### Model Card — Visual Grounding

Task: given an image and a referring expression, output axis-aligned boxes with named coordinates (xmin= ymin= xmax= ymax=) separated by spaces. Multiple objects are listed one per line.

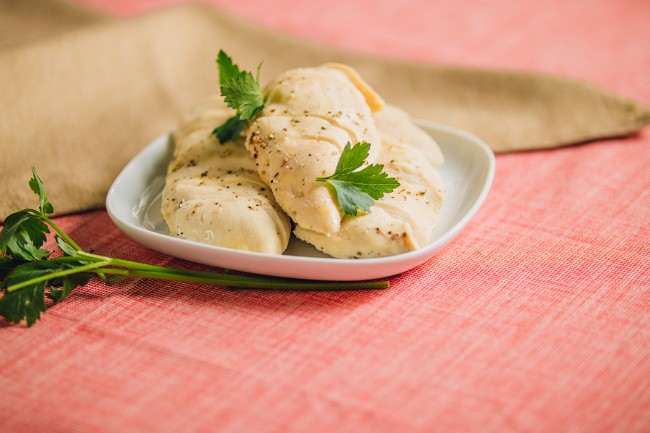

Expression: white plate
xmin=106 ymin=120 xmax=495 ymax=281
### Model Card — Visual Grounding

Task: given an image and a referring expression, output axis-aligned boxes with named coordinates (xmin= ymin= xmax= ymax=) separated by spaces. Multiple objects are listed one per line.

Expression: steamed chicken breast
xmin=374 ymin=104 xmax=444 ymax=167
xmin=162 ymin=97 xmax=291 ymax=254
xmin=293 ymin=110 xmax=445 ymax=258
xmin=245 ymin=64 xmax=384 ymax=236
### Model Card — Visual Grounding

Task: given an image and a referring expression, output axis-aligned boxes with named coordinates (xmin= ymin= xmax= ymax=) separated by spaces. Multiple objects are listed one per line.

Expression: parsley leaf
xmin=48 ymin=272 xmax=91 ymax=303
xmin=0 ymin=259 xmax=91 ymax=325
xmin=214 ymin=115 xmax=248 ymax=143
xmin=0 ymin=260 xmax=79 ymax=325
xmin=213 ymin=50 xmax=265 ymax=143
xmin=0 ymin=210 xmax=50 ymax=261
xmin=317 ymin=142 xmax=400 ymax=216
xmin=0 ymin=256 xmax=23 ymax=281
xmin=221 ymin=71 xmax=265 ymax=120
xmin=0 ymin=281 xmax=46 ymax=327
xmin=217 ymin=49 xmax=242 ymax=84
xmin=28 ymin=167 xmax=54 ymax=214
xmin=55 ymin=235 xmax=78 ymax=257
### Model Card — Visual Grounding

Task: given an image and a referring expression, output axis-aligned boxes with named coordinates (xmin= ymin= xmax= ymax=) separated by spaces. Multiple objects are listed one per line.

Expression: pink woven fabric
xmin=2 ymin=1 xmax=649 ymax=432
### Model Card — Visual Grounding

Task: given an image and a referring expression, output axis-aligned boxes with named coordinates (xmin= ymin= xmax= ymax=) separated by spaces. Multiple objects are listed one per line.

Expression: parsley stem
xmin=6 ymin=260 xmax=111 ymax=293
xmin=78 ymin=252 xmax=168 ymax=272
xmin=41 ymin=214 xmax=82 ymax=252
xmin=50 ymin=252 xmax=389 ymax=290
xmin=58 ymin=252 xmax=388 ymax=289
xmin=91 ymin=268 xmax=388 ymax=290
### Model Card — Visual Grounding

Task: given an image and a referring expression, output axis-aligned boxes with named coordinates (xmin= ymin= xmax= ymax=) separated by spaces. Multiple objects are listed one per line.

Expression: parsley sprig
xmin=0 ymin=169 xmax=388 ymax=327
xmin=317 ymin=142 xmax=400 ymax=216
xmin=213 ymin=50 xmax=265 ymax=143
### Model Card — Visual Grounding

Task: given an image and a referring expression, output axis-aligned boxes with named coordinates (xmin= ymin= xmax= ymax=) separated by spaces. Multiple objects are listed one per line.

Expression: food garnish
xmin=317 ymin=142 xmax=400 ymax=216
xmin=213 ymin=50 xmax=265 ymax=143
xmin=0 ymin=169 xmax=388 ymax=327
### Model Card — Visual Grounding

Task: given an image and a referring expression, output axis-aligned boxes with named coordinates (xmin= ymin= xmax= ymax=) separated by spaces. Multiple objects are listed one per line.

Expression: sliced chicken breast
xmin=294 ymin=110 xmax=445 ymax=258
xmin=245 ymin=65 xmax=384 ymax=236
xmin=162 ymin=97 xmax=291 ymax=254
xmin=373 ymin=104 xmax=444 ymax=167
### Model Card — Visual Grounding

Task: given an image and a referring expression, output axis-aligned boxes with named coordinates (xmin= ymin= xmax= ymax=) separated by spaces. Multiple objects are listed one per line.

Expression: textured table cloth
xmin=1 ymin=0 xmax=649 ymax=432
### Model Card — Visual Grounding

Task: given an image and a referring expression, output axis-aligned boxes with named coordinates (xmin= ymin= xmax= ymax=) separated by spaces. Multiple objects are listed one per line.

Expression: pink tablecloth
xmin=2 ymin=0 xmax=649 ymax=432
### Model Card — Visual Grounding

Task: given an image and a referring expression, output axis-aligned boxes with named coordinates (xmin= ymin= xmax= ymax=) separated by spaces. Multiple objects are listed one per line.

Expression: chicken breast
xmin=161 ymin=96 xmax=291 ymax=254
xmin=294 ymin=109 xmax=445 ymax=258
xmin=245 ymin=65 xmax=384 ymax=236
xmin=373 ymin=104 xmax=444 ymax=167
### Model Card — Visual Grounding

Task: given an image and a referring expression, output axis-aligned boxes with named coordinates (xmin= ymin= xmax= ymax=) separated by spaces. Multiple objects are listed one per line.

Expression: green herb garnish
xmin=0 ymin=169 xmax=388 ymax=327
xmin=213 ymin=50 xmax=265 ymax=143
xmin=317 ymin=142 xmax=400 ymax=216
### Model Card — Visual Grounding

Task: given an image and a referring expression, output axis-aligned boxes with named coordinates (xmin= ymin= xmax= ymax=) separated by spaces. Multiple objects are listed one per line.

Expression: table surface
xmin=2 ymin=0 xmax=649 ymax=432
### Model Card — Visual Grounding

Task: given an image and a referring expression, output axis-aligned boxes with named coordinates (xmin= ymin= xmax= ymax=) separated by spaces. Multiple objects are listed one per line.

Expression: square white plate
xmin=106 ymin=119 xmax=495 ymax=281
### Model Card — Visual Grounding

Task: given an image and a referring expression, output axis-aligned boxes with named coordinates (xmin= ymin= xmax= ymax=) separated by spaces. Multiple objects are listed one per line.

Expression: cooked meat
xmin=373 ymin=104 xmax=444 ymax=167
xmin=161 ymin=97 xmax=291 ymax=254
xmin=294 ymin=109 xmax=445 ymax=258
xmin=163 ymin=63 xmax=445 ymax=259
xmin=245 ymin=65 xmax=384 ymax=236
